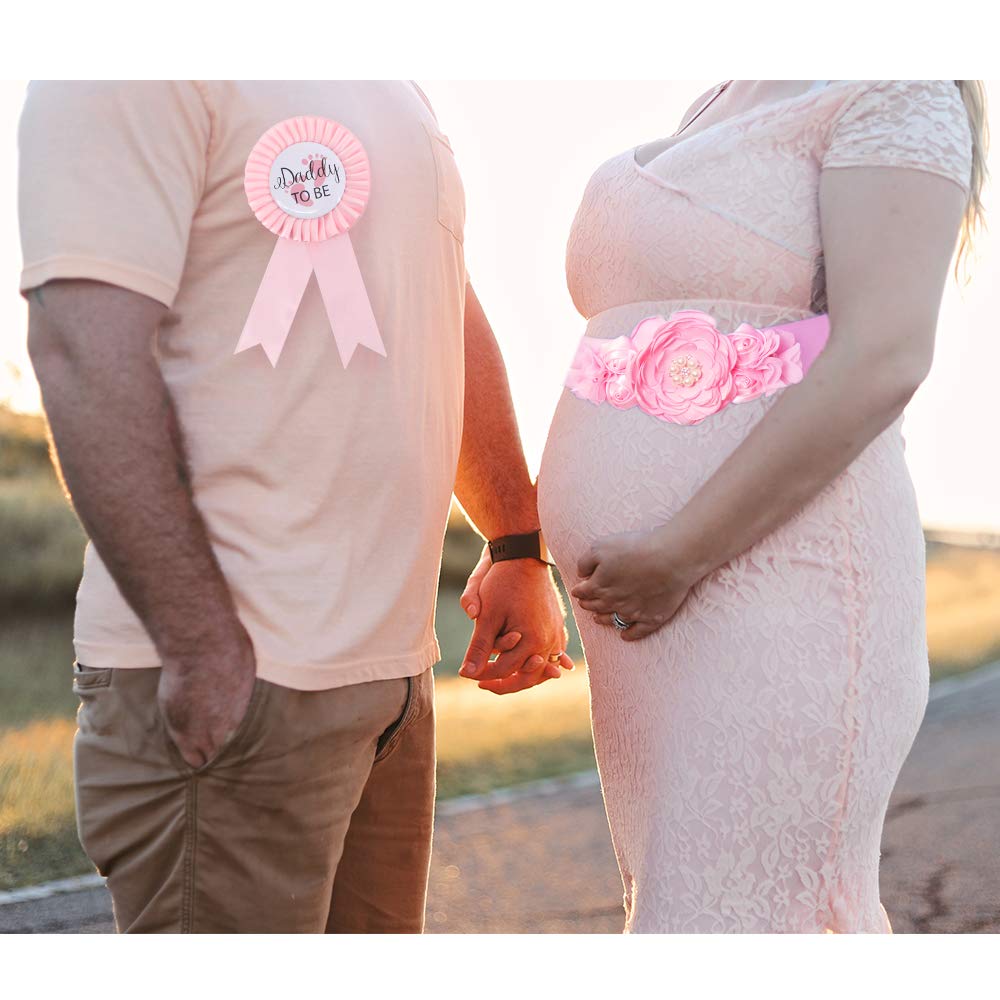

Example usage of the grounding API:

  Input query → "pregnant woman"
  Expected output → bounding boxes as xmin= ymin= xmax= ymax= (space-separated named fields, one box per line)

xmin=532 ymin=80 xmax=986 ymax=932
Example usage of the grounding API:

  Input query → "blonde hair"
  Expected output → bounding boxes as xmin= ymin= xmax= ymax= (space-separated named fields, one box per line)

xmin=955 ymin=81 xmax=990 ymax=284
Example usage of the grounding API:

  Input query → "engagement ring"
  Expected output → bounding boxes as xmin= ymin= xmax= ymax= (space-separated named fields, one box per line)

xmin=548 ymin=652 xmax=564 ymax=663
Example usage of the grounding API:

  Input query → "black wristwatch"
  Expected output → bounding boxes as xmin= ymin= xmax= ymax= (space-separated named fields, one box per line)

xmin=487 ymin=530 xmax=555 ymax=567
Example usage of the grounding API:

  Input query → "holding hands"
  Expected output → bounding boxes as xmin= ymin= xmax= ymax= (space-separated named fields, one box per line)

xmin=457 ymin=520 xmax=708 ymax=694
xmin=458 ymin=546 xmax=575 ymax=695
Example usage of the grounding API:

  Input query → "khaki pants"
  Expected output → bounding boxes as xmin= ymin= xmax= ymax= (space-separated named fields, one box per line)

xmin=72 ymin=663 xmax=436 ymax=933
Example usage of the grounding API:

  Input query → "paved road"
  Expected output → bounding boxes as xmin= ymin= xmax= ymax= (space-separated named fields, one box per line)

xmin=3 ymin=665 xmax=998 ymax=934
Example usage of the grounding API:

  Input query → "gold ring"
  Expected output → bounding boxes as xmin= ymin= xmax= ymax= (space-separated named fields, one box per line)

xmin=547 ymin=652 xmax=563 ymax=663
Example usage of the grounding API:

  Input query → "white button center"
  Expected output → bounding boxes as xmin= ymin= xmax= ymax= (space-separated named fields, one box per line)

xmin=269 ymin=142 xmax=346 ymax=219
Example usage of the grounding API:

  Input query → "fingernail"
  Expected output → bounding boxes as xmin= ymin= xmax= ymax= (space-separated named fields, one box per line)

xmin=460 ymin=662 xmax=480 ymax=678
xmin=468 ymin=603 xmax=479 ymax=618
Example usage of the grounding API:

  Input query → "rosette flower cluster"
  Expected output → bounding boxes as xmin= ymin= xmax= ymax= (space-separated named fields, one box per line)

xmin=565 ymin=335 xmax=638 ymax=409
xmin=566 ymin=310 xmax=804 ymax=425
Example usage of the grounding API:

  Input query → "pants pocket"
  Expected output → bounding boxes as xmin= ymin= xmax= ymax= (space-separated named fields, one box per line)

xmin=161 ymin=676 xmax=269 ymax=776
xmin=374 ymin=675 xmax=416 ymax=761
xmin=72 ymin=662 xmax=113 ymax=691
xmin=73 ymin=663 xmax=117 ymax=737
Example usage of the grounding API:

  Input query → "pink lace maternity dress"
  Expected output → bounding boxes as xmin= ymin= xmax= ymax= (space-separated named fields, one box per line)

xmin=537 ymin=80 xmax=974 ymax=933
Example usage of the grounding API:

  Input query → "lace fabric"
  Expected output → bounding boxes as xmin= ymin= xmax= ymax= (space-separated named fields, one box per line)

xmin=538 ymin=81 xmax=971 ymax=932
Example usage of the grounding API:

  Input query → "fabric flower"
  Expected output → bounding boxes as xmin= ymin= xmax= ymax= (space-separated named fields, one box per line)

xmin=566 ymin=339 xmax=612 ymax=404
xmin=566 ymin=335 xmax=637 ymax=406
xmin=605 ymin=372 xmax=637 ymax=409
xmin=601 ymin=336 xmax=637 ymax=377
xmin=729 ymin=323 xmax=803 ymax=403
xmin=599 ymin=336 xmax=638 ymax=409
xmin=629 ymin=310 xmax=738 ymax=425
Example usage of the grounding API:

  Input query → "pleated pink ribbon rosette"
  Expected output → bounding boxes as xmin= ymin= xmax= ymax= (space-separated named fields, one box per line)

xmin=235 ymin=116 xmax=386 ymax=367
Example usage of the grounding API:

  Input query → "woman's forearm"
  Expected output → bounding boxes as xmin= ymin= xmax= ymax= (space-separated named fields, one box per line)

xmin=659 ymin=328 xmax=930 ymax=580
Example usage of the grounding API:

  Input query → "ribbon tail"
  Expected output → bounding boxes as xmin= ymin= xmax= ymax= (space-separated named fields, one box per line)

xmin=308 ymin=236 xmax=386 ymax=368
xmin=235 ymin=239 xmax=314 ymax=366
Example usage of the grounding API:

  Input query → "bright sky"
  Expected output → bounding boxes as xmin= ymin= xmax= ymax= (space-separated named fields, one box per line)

xmin=2 ymin=80 xmax=997 ymax=530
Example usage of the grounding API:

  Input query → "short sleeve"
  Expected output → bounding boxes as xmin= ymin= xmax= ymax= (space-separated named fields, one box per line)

xmin=822 ymin=80 xmax=973 ymax=195
xmin=18 ymin=81 xmax=211 ymax=307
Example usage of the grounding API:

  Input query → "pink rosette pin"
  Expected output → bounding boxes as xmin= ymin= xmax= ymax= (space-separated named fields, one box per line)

xmin=629 ymin=310 xmax=738 ymax=425
xmin=235 ymin=116 xmax=386 ymax=367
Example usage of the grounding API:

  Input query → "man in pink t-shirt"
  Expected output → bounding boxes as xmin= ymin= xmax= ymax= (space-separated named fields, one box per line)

xmin=19 ymin=81 xmax=570 ymax=933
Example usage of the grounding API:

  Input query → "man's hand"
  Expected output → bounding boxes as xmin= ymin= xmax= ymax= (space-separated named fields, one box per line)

xmin=157 ymin=624 xmax=258 ymax=768
xmin=458 ymin=549 xmax=574 ymax=694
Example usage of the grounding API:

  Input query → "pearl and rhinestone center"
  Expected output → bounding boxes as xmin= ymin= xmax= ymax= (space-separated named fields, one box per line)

xmin=668 ymin=353 xmax=703 ymax=388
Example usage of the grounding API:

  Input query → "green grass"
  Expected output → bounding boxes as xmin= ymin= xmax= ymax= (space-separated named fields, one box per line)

xmin=0 ymin=406 xmax=52 ymax=478
xmin=0 ymin=404 xmax=87 ymax=613
xmin=0 ymin=613 xmax=89 ymax=889
xmin=0 ymin=717 xmax=85 ymax=890
xmin=0 ymin=614 xmax=78 ymax=728
xmin=0 ymin=474 xmax=85 ymax=614
xmin=925 ymin=543 xmax=1000 ymax=677
xmin=436 ymin=669 xmax=595 ymax=798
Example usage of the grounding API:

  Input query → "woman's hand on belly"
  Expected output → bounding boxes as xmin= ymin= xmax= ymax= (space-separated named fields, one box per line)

xmin=571 ymin=527 xmax=700 ymax=641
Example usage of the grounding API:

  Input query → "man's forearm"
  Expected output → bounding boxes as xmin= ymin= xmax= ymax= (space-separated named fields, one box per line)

xmin=453 ymin=284 xmax=540 ymax=539
xmin=29 ymin=283 xmax=244 ymax=663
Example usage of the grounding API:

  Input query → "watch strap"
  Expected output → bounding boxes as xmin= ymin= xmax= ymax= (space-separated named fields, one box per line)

xmin=487 ymin=530 xmax=554 ymax=566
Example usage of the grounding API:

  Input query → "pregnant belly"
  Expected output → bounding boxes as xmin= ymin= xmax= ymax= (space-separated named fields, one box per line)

xmin=539 ymin=384 xmax=777 ymax=574
xmin=538 ymin=377 xmax=921 ymax=595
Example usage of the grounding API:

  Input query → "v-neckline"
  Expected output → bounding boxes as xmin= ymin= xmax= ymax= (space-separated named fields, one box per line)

xmin=632 ymin=79 xmax=849 ymax=178
xmin=632 ymin=79 xmax=732 ymax=168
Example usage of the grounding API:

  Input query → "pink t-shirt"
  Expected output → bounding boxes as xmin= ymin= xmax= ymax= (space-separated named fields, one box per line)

xmin=18 ymin=81 xmax=468 ymax=690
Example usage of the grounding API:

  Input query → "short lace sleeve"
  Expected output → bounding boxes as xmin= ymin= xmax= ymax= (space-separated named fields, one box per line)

xmin=822 ymin=80 xmax=973 ymax=194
